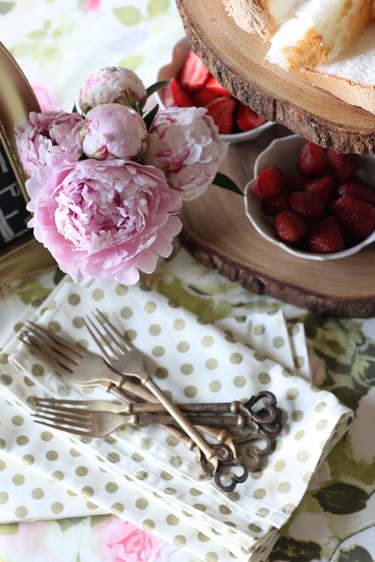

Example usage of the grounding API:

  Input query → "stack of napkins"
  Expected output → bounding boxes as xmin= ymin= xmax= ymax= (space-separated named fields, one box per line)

xmin=0 ymin=276 xmax=352 ymax=561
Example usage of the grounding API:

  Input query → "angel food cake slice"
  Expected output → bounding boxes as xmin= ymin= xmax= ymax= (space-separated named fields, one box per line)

xmin=222 ymin=0 xmax=301 ymax=39
xmin=301 ymin=24 xmax=375 ymax=113
xmin=267 ymin=0 xmax=373 ymax=71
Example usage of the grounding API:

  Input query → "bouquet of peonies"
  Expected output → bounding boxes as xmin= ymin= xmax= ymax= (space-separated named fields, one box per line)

xmin=15 ymin=66 xmax=239 ymax=286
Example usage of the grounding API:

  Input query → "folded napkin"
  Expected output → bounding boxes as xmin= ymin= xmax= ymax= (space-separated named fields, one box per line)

xmin=0 ymin=276 xmax=352 ymax=561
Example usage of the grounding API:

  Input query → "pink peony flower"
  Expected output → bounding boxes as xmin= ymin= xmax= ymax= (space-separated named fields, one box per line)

xmin=31 ymin=83 xmax=57 ymax=111
xmin=80 ymin=103 xmax=148 ymax=160
xmin=143 ymin=106 xmax=228 ymax=200
xmin=15 ymin=111 xmax=84 ymax=177
xmin=26 ymin=159 xmax=182 ymax=285
xmin=83 ymin=0 xmax=101 ymax=11
xmin=79 ymin=67 xmax=147 ymax=114
xmin=102 ymin=519 xmax=162 ymax=562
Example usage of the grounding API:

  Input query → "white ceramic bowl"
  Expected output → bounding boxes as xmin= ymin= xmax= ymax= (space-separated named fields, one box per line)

xmin=244 ymin=134 xmax=375 ymax=260
xmin=156 ymin=37 xmax=274 ymax=144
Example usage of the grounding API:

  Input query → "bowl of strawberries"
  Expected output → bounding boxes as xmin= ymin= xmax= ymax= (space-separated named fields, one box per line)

xmin=244 ymin=135 xmax=375 ymax=260
xmin=156 ymin=38 xmax=273 ymax=143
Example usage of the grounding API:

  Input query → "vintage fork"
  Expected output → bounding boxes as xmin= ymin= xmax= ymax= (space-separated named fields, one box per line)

xmin=84 ymin=310 xmax=240 ymax=472
xmin=29 ymin=397 xmax=250 ymax=428
xmin=19 ymin=323 xmax=249 ymax=488
xmin=31 ymin=403 xmax=251 ymax=437
xmin=20 ymin=323 xmax=251 ymax=432
xmin=20 ymin=323 xmax=282 ymax=434
xmin=30 ymin=399 xmax=275 ymax=474
xmin=19 ymin=322 xmax=230 ymax=435
xmin=30 ymin=395 xmax=282 ymax=434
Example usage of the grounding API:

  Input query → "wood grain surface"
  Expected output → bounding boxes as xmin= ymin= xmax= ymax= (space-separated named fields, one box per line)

xmin=176 ymin=0 xmax=375 ymax=154
xmin=179 ymin=128 xmax=375 ymax=318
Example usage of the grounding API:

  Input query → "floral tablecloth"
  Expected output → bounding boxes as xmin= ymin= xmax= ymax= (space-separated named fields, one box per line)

xmin=1 ymin=2 xmax=375 ymax=561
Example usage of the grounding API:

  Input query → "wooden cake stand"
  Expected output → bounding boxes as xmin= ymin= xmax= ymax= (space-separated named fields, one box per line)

xmin=175 ymin=0 xmax=375 ymax=155
xmin=175 ymin=0 xmax=375 ymax=317
xmin=180 ymin=129 xmax=375 ymax=317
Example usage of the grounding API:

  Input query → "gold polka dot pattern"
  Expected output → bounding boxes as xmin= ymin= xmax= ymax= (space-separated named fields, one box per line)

xmin=0 ymin=276 xmax=352 ymax=561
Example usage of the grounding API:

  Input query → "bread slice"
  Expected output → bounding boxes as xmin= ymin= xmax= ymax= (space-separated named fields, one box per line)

xmin=267 ymin=0 xmax=373 ymax=71
xmin=222 ymin=0 xmax=301 ymax=39
xmin=300 ymin=24 xmax=375 ymax=113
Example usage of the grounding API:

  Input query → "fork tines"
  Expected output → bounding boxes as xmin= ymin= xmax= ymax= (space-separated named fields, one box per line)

xmin=19 ymin=322 xmax=85 ymax=375
xmin=83 ymin=309 xmax=132 ymax=363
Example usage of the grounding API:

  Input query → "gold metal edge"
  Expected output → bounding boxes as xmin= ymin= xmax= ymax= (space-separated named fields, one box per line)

xmin=0 ymin=43 xmax=56 ymax=280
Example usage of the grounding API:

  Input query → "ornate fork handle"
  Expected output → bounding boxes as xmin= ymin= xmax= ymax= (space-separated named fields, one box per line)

xmin=130 ymin=372 xmax=226 ymax=467
xmin=86 ymin=311 xmax=233 ymax=471
xmin=200 ymin=444 xmax=248 ymax=492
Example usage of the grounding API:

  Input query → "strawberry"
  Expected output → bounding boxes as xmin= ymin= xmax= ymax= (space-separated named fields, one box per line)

xmin=331 ymin=194 xmax=375 ymax=242
xmin=308 ymin=216 xmax=345 ymax=254
xmin=249 ymin=166 xmax=287 ymax=199
xmin=236 ymin=103 xmax=266 ymax=131
xmin=163 ymin=79 xmax=194 ymax=108
xmin=288 ymin=175 xmax=309 ymax=191
xmin=177 ymin=50 xmax=210 ymax=93
xmin=289 ymin=191 xmax=326 ymax=221
xmin=303 ymin=174 xmax=337 ymax=204
xmin=274 ymin=210 xmax=309 ymax=243
xmin=193 ymin=88 xmax=219 ymax=107
xmin=260 ymin=190 xmax=289 ymax=217
xmin=327 ymin=148 xmax=362 ymax=180
xmin=206 ymin=96 xmax=236 ymax=134
xmin=298 ymin=142 xmax=329 ymax=176
xmin=338 ymin=178 xmax=375 ymax=206
xmin=205 ymin=75 xmax=232 ymax=97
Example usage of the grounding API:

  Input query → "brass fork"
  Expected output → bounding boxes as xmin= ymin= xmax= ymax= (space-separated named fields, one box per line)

xmin=19 ymin=322 xmax=153 ymax=401
xmin=31 ymin=403 xmax=250 ymax=437
xmin=19 ymin=323 xmax=224 ymax=443
xmin=84 ymin=310 xmax=236 ymax=471
xmin=30 ymin=397 xmax=276 ymax=476
xmin=29 ymin=394 xmax=282 ymax=435
xmin=29 ymin=397 xmax=249 ymax=427
xmin=19 ymin=322 xmax=249 ymax=490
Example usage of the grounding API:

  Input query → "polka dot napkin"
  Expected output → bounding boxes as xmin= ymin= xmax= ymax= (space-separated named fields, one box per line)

xmin=0 ymin=277 xmax=352 ymax=561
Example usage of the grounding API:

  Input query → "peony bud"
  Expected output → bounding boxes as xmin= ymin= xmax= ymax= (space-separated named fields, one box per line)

xmin=80 ymin=103 xmax=148 ymax=160
xmin=79 ymin=66 xmax=147 ymax=113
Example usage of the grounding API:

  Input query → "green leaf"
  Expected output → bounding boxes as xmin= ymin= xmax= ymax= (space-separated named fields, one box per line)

xmin=143 ymin=104 xmax=159 ymax=130
xmin=269 ymin=536 xmax=321 ymax=562
xmin=314 ymin=482 xmax=369 ymax=514
xmin=336 ymin=545 xmax=373 ymax=562
xmin=212 ymin=171 xmax=242 ymax=196
xmin=90 ymin=514 xmax=112 ymax=527
xmin=53 ymin=268 xmax=66 ymax=286
xmin=332 ymin=386 xmax=362 ymax=411
xmin=118 ymin=54 xmax=144 ymax=71
xmin=113 ymin=7 xmax=143 ymax=26
xmin=56 ymin=517 xmax=85 ymax=532
xmin=134 ymin=100 xmax=143 ymax=115
xmin=146 ymin=80 xmax=171 ymax=98
xmin=0 ymin=523 xmax=19 ymax=535
xmin=16 ymin=279 xmax=52 ymax=305
xmin=147 ymin=0 xmax=169 ymax=17
xmin=27 ymin=29 xmax=46 ymax=40
xmin=0 ymin=1 xmax=15 ymax=15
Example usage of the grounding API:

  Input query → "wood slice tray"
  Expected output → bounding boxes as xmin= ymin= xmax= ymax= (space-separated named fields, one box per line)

xmin=176 ymin=0 xmax=375 ymax=154
xmin=179 ymin=128 xmax=375 ymax=318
